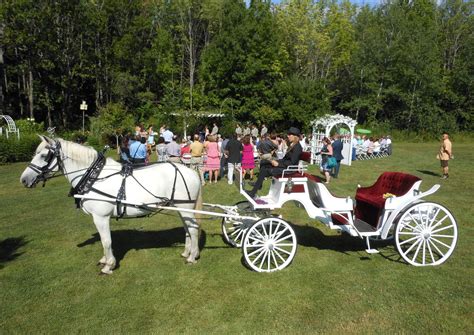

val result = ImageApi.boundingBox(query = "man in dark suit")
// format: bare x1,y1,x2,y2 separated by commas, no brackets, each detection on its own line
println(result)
331,134,344,178
246,127,303,198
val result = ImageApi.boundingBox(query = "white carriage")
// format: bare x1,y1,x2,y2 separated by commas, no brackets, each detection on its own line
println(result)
220,153,458,272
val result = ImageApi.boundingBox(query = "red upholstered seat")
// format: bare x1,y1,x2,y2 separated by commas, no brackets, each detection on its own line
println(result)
355,172,421,226
276,152,319,193
280,173,322,193
300,151,311,163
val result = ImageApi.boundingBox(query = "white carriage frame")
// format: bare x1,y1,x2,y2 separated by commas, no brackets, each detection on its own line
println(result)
310,114,356,166
0,115,20,139
238,164,442,252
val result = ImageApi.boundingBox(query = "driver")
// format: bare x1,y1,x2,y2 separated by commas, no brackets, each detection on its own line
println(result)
245,127,302,198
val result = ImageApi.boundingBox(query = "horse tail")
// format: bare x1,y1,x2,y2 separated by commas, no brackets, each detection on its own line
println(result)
194,185,203,227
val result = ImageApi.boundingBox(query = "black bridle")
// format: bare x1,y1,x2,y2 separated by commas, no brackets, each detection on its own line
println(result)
27,141,64,186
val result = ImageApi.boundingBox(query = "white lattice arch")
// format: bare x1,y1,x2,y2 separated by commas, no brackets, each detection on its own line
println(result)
0,115,20,139
310,114,356,166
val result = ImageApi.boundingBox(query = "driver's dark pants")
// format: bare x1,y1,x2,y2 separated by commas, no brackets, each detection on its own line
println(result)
248,161,285,196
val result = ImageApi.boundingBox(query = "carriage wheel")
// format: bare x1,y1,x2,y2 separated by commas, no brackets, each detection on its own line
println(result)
221,201,262,247
395,202,457,266
242,217,297,272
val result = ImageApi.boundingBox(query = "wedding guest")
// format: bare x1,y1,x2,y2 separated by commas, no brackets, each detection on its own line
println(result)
241,135,255,180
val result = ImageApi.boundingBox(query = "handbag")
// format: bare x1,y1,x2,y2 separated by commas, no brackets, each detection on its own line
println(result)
327,157,337,169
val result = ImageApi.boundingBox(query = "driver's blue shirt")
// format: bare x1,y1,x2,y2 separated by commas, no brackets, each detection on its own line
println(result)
129,140,147,159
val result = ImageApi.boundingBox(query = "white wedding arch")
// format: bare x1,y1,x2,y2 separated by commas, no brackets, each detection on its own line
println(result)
0,115,20,139
310,114,356,166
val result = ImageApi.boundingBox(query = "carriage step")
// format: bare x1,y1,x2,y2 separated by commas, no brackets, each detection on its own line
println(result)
353,218,377,233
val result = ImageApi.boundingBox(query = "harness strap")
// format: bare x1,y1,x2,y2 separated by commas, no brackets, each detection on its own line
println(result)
168,162,192,205
72,158,196,216
116,177,127,218
69,152,107,208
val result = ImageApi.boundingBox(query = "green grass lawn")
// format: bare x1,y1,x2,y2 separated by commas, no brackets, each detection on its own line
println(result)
1,142,473,334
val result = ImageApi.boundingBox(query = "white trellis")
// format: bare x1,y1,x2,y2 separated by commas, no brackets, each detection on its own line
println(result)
0,115,20,139
310,114,357,166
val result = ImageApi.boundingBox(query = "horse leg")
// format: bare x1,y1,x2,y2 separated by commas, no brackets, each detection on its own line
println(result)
180,212,200,264
181,228,191,259
97,256,107,266
92,214,116,274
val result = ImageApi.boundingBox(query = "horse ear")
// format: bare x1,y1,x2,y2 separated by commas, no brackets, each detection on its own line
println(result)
38,134,54,144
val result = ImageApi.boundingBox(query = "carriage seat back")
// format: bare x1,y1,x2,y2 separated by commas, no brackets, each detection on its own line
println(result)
356,172,421,207
355,172,421,226
299,151,311,163
276,151,312,179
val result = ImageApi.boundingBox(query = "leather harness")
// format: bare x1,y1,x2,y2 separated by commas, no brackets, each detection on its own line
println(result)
34,140,197,219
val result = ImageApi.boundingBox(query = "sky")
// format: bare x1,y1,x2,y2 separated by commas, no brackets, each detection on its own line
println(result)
269,0,382,6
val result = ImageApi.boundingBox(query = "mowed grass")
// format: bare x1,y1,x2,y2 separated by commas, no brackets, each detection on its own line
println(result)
0,142,473,334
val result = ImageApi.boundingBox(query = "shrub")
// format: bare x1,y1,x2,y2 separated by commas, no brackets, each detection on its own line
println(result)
15,118,45,134
0,134,41,164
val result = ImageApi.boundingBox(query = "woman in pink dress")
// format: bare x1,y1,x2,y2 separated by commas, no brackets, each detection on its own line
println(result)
241,135,255,180
204,135,221,184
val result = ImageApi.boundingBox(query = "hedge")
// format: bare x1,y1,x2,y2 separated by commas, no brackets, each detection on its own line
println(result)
0,135,41,164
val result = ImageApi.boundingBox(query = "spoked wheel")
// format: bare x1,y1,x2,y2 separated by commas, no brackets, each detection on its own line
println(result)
221,201,263,247
242,217,297,273
395,202,457,266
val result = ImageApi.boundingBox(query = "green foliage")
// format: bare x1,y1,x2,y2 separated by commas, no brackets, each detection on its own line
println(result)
0,135,41,164
14,119,45,134
1,0,473,135
274,77,331,131
200,0,285,120
89,103,134,138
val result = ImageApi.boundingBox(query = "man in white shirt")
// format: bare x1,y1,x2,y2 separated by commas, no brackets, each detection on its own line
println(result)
243,124,251,136
166,135,181,163
363,136,370,149
260,124,268,137
251,125,259,138
235,124,242,138
162,127,174,144
211,122,219,136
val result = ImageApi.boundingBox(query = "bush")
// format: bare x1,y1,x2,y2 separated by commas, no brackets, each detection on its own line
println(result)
0,134,41,164
15,118,45,134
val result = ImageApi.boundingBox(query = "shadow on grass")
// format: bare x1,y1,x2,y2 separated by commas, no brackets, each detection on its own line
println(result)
294,224,365,254
77,228,208,269
292,224,404,264
0,237,28,268
417,169,441,177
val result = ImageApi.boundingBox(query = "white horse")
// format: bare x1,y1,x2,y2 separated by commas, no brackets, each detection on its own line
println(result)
20,136,202,274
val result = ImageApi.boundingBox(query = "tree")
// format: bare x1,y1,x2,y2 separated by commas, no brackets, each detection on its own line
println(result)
201,0,285,121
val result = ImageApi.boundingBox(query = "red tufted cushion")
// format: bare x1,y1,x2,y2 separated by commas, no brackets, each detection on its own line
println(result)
356,172,420,206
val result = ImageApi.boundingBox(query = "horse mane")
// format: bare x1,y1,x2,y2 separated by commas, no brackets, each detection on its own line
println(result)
57,138,98,166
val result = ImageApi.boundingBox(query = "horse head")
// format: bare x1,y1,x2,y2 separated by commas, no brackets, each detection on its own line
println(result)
20,135,62,188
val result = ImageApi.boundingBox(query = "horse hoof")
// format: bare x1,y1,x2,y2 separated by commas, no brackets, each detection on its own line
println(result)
97,262,106,267
185,259,197,265
99,269,113,275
